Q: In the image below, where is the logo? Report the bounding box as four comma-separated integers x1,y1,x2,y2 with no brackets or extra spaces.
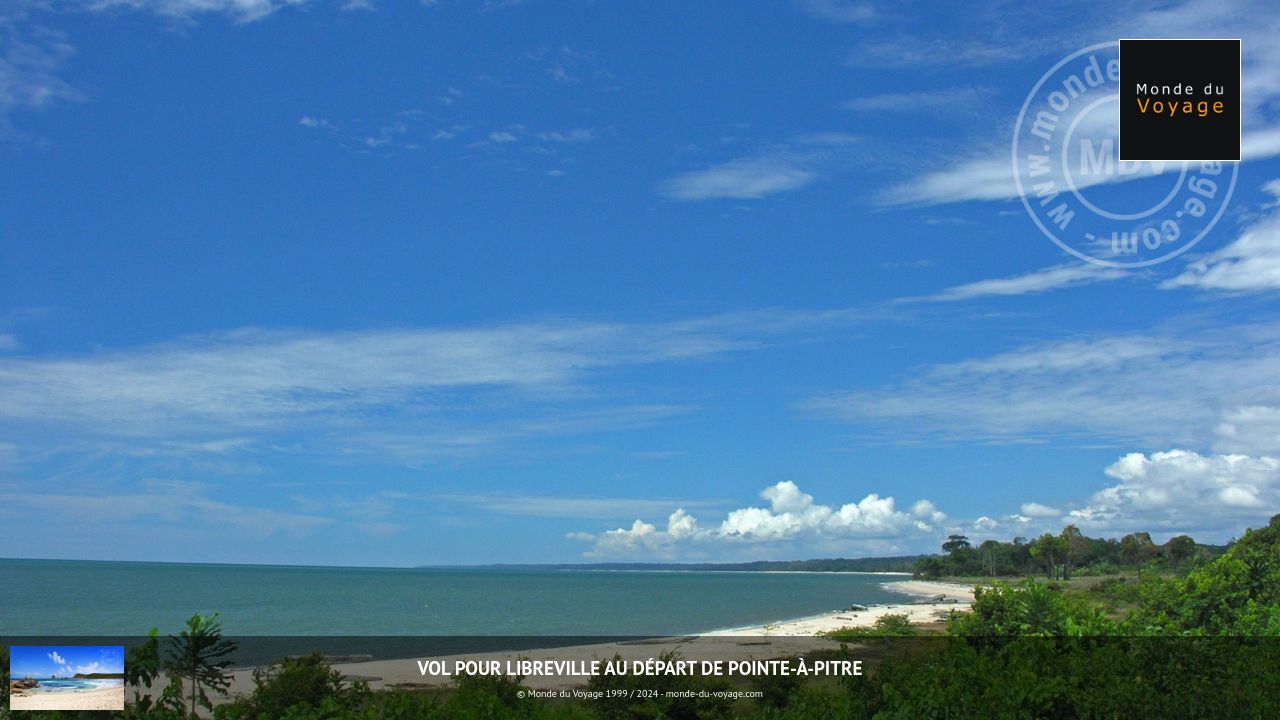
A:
1119,39,1241,162
1012,42,1237,267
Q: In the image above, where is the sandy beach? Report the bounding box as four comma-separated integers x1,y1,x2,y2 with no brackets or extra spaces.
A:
10,685,125,711
701,579,974,636
130,578,978,705
202,579,977,696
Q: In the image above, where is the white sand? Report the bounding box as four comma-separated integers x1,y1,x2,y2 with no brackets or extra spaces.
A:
245,580,972,693
702,580,973,637
143,578,979,705
10,685,125,711
882,580,976,602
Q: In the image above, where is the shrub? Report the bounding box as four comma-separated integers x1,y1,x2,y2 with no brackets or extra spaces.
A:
214,652,362,720
820,613,918,642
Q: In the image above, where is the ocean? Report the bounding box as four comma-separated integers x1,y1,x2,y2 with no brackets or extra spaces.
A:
0,559,911,636
14,679,124,693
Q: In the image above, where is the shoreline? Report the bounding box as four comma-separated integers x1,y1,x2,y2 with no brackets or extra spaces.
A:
9,685,125,711
700,579,974,636
305,580,976,691
138,580,978,701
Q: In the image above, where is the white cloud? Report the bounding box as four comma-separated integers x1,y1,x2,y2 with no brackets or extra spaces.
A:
794,0,874,24
1065,449,1280,536
573,480,942,557
660,156,818,201
1019,502,1061,518
297,115,337,130
536,128,595,143
847,37,1028,69
973,516,998,531
487,130,517,143
0,20,83,135
522,45,614,87
659,135,858,201
425,492,727,520
881,3,1280,207
906,263,1127,302
10,485,331,537
1163,203,1280,292
842,87,989,113
881,151,1017,205
881,86,1181,206
806,320,1280,455
87,0,310,24
0,310,864,463
48,651,66,665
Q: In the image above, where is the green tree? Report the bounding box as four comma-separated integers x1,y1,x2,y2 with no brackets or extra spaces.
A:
215,652,359,719
1061,524,1086,580
941,534,971,555
1029,533,1066,580
1166,534,1196,569
978,539,999,577
165,612,239,718
1120,531,1156,566
914,555,945,579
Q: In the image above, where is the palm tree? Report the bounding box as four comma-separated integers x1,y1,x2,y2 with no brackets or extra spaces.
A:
164,612,238,718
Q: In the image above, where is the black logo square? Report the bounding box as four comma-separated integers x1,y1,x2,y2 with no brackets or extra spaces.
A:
1119,39,1241,161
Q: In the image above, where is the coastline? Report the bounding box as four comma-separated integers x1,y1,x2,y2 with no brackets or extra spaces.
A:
701,579,974,636
306,579,976,691
9,685,125,711
134,579,978,701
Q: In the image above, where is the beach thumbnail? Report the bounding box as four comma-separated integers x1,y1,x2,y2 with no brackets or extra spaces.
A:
8,645,125,712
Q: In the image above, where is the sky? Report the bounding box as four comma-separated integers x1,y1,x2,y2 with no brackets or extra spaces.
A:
9,645,123,678
2,0,1280,566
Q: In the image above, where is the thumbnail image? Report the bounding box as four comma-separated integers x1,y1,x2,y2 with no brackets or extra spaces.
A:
8,645,125,712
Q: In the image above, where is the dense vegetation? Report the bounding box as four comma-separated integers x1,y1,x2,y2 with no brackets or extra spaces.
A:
4,515,1278,719
913,524,1226,580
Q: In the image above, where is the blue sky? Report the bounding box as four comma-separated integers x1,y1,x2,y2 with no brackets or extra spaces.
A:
9,645,123,678
2,0,1280,565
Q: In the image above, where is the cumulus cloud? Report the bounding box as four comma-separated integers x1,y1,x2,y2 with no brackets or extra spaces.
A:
572,481,943,557
1066,449,1280,536
1019,502,1061,518
972,516,998,531
48,651,66,665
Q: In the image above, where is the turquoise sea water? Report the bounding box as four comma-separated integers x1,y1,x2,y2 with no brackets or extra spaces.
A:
16,679,124,693
0,559,910,636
